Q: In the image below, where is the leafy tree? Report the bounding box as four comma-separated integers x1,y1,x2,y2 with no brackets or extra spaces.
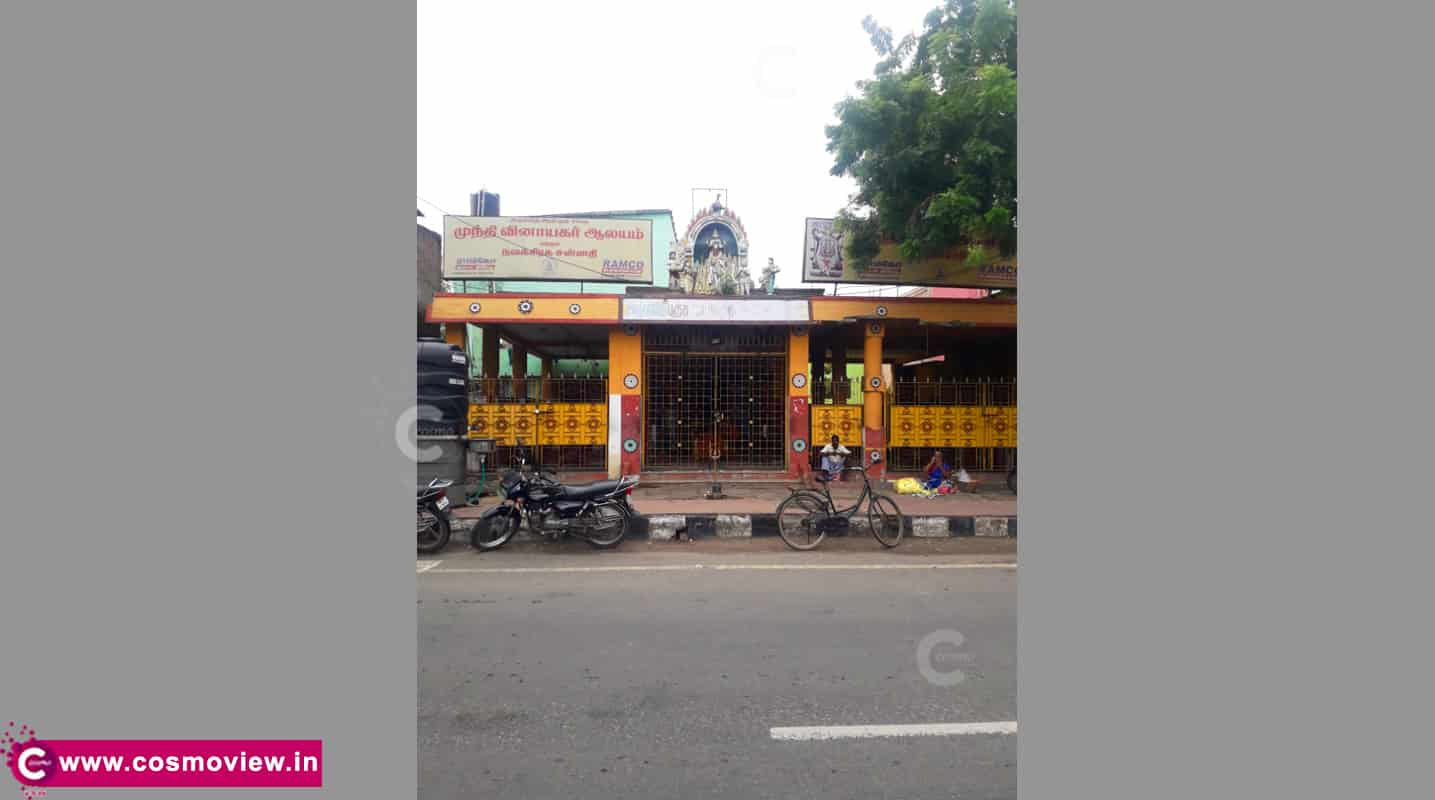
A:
826,0,1016,269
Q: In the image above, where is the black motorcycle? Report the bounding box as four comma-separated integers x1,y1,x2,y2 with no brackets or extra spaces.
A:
417,477,454,554
471,459,638,551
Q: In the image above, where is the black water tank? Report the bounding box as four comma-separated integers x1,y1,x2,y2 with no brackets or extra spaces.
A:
417,338,468,374
417,339,468,436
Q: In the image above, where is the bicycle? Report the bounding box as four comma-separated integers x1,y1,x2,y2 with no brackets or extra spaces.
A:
776,465,905,551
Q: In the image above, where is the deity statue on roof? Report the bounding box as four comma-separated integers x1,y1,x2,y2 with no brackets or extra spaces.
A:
672,193,752,296
705,228,725,259
760,257,780,295
666,241,685,292
734,260,754,296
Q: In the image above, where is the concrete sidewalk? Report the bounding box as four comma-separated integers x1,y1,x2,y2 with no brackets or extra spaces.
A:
629,477,1015,517
445,472,1015,550
457,472,1015,517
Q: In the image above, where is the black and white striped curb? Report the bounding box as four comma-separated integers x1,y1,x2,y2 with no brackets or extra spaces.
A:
449,514,1015,543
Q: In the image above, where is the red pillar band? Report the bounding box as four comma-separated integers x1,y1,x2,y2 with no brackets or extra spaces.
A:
789,396,810,479
620,395,641,476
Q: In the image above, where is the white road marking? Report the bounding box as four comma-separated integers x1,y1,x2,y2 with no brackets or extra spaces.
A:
430,565,706,574
416,560,442,573
709,563,1015,571
770,722,1017,741
425,563,1015,574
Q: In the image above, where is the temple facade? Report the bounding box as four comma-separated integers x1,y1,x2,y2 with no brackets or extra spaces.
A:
426,200,1016,481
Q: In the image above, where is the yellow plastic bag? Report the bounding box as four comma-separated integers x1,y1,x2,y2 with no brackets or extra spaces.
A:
894,477,923,495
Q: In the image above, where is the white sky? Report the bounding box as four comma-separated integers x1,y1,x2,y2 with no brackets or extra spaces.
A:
417,0,941,292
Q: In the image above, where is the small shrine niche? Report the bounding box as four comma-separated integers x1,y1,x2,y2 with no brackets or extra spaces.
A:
666,195,779,295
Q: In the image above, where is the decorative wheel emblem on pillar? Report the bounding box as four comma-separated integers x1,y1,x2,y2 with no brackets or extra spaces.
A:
791,373,807,389
623,373,639,390
875,305,888,317
468,302,482,313
869,450,882,463
793,326,808,337
869,376,882,390
869,322,883,335
792,439,807,453
622,438,638,453
568,303,582,315
623,324,639,336
517,300,534,314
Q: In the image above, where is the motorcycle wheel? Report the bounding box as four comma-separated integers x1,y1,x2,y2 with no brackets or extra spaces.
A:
417,509,450,554
471,507,520,551
580,503,628,549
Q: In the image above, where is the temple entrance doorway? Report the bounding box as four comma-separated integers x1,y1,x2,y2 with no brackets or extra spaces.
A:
642,326,787,470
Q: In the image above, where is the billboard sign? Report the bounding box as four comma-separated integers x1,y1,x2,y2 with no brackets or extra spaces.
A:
443,216,653,283
802,217,1016,289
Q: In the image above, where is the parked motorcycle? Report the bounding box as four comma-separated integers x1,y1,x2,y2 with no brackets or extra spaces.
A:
417,477,454,554
471,458,639,550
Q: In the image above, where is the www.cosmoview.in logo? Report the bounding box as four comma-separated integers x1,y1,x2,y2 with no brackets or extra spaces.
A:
5,722,323,793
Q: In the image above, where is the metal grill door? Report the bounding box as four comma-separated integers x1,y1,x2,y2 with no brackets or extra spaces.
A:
715,354,785,468
643,352,785,469
643,353,714,468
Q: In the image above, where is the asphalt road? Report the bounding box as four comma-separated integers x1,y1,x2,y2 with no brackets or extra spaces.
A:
418,547,1016,799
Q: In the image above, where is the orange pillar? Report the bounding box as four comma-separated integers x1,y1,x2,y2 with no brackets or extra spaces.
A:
442,322,465,351
787,328,811,480
863,322,886,478
607,326,643,478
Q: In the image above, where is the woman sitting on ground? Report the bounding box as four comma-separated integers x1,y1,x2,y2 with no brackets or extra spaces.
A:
924,450,950,490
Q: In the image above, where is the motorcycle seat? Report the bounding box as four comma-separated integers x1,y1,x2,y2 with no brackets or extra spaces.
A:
556,478,627,500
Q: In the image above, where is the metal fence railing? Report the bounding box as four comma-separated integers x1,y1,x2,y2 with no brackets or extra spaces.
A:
811,379,859,406
890,377,1016,407
468,377,607,405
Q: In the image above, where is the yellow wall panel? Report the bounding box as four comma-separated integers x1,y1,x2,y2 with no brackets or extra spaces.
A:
888,405,1021,448
889,406,918,447
811,405,861,448
466,402,609,446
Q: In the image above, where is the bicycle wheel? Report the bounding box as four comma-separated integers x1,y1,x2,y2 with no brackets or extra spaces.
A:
777,492,828,551
867,493,905,548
